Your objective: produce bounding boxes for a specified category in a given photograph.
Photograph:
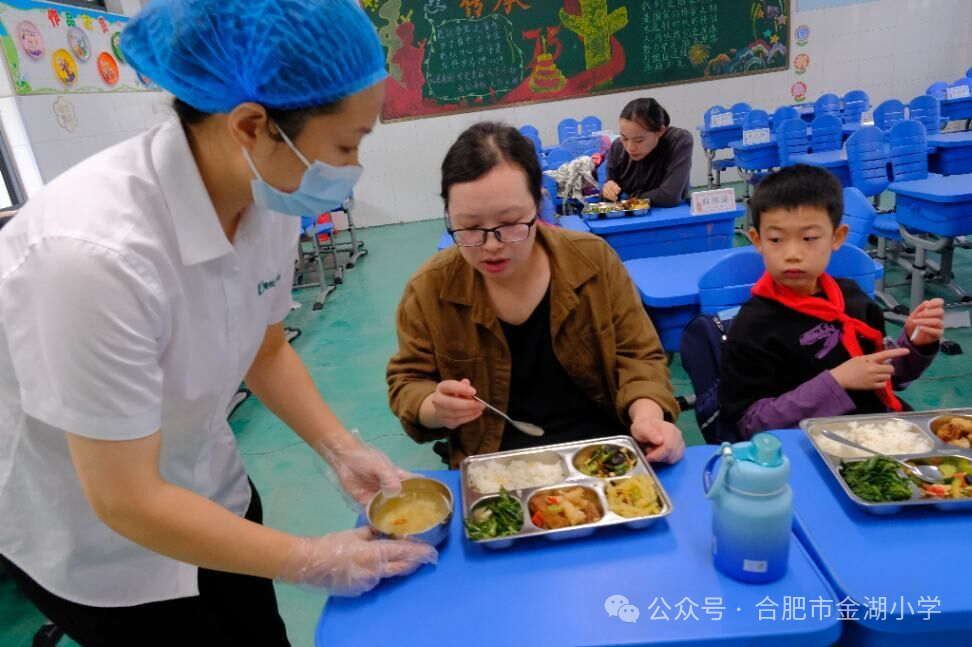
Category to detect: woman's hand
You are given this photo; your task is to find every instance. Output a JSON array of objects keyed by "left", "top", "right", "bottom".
[
  {"left": 628, "top": 399, "right": 684, "bottom": 464},
  {"left": 602, "top": 180, "right": 622, "bottom": 202},
  {"left": 904, "top": 298, "right": 945, "bottom": 346},
  {"left": 277, "top": 528, "right": 437, "bottom": 597},
  {"left": 419, "top": 379, "right": 485, "bottom": 429},
  {"left": 316, "top": 435, "right": 411, "bottom": 508}
]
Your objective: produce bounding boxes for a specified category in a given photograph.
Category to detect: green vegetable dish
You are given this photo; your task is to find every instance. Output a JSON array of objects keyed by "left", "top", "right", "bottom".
[
  {"left": 578, "top": 445, "right": 636, "bottom": 478},
  {"left": 839, "top": 457, "right": 914, "bottom": 503},
  {"left": 464, "top": 487, "right": 524, "bottom": 540}
]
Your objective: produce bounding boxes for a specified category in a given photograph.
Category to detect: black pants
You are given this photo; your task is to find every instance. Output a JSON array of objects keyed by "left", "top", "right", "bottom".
[{"left": 1, "top": 480, "right": 290, "bottom": 647}]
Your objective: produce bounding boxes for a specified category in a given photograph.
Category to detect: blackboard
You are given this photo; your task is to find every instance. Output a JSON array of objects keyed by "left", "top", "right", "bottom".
[{"left": 363, "top": 0, "right": 790, "bottom": 122}]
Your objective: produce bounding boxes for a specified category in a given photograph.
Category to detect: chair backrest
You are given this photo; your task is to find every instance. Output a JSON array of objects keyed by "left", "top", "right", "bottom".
[
  {"left": 519, "top": 124, "right": 539, "bottom": 137},
  {"left": 776, "top": 117, "right": 810, "bottom": 166},
  {"left": 557, "top": 118, "right": 580, "bottom": 144},
  {"left": 704, "top": 105, "right": 728, "bottom": 127},
  {"left": 731, "top": 102, "right": 752, "bottom": 125},
  {"left": 888, "top": 119, "right": 928, "bottom": 182},
  {"left": 814, "top": 93, "right": 841, "bottom": 118},
  {"left": 772, "top": 105, "right": 799, "bottom": 127},
  {"left": 926, "top": 81, "right": 949, "bottom": 99},
  {"left": 580, "top": 115, "right": 602, "bottom": 136},
  {"left": 841, "top": 186, "right": 877, "bottom": 248},
  {"left": 810, "top": 114, "right": 843, "bottom": 152},
  {"left": 597, "top": 149, "right": 609, "bottom": 185},
  {"left": 954, "top": 77, "right": 972, "bottom": 89},
  {"left": 846, "top": 126, "right": 890, "bottom": 197},
  {"left": 873, "top": 99, "right": 906, "bottom": 131},
  {"left": 699, "top": 245, "right": 878, "bottom": 316},
  {"left": 908, "top": 95, "right": 941, "bottom": 134},
  {"left": 968, "top": 67, "right": 972, "bottom": 79},
  {"left": 544, "top": 147, "right": 573, "bottom": 170},
  {"left": 742, "top": 109, "right": 769, "bottom": 131},
  {"left": 842, "top": 90, "right": 870, "bottom": 124},
  {"left": 559, "top": 134, "right": 601, "bottom": 158}
]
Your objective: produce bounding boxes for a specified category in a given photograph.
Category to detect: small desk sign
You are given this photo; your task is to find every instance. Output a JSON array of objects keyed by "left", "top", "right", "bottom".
[
  {"left": 709, "top": 111, "right": 735, "bottom": 128},
  {"left": 742, "top": 127, "right": 772, "bottom": 145},
  {"left": 946, "top": 84, "right": 971, "bottom": 100},
  {"left": 691, "top": 188, "right": 737, "bottom": 215}
]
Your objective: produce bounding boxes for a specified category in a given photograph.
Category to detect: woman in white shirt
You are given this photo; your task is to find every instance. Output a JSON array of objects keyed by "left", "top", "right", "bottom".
[{"left": 0, "top": 1, "right": 434, "bottom": 645}]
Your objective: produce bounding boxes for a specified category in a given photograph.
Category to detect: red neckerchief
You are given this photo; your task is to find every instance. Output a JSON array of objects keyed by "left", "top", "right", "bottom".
[{"left": 751, "top": 271, "right": 902, "bottom": 412}]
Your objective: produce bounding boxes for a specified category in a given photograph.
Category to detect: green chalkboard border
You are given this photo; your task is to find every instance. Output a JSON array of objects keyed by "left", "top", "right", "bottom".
[{"left": 377, "top": 0, "right": 792, "bottom": 124}]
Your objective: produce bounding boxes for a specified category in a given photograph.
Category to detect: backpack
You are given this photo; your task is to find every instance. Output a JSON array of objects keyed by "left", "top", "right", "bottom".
[{"left": 679, "top": 312, "right": 740, "bottom": 445}]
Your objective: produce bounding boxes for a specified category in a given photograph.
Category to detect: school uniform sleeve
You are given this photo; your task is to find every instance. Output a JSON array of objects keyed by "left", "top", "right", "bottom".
[
  {"left": 719, "top": 311, "right": 853, "bottom": 437},
  {"left": 858, "top": 287, "right": 938, "bottom": 390},
  {"left": 605, "top": 139, "right": 622, "bottom": 186},
  {"left": 602, "top": 247, "right": 679, "bottom": 424},
  {"left": 386, "top": 282, "right": 447, "bottom": 443},
  {"left": 1, "top": 238, "right": 165, "bottom": 440},
  {"left": 629, "top": 129, "right": 693, "bottom": 207}
]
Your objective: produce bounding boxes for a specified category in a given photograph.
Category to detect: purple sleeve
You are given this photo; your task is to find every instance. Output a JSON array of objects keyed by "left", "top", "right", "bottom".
[
  {"left": 736, "top": 371, "right": 856, "bottom": 438},
  {"left": 889, "top": 330, "right": 939, "bottom": 390}
]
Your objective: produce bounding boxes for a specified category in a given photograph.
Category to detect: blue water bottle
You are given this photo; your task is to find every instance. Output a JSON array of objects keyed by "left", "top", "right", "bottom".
[{"left": 703, "top": 433, "right": 792, "bottom": 583}]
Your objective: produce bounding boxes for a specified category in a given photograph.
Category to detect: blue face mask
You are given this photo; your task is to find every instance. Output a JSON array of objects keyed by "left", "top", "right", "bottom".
[{"left": 243, "top": 124, "right": 362, "bottom": 217}]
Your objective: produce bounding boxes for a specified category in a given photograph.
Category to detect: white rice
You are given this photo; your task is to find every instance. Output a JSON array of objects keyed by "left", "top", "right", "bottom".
[
  {"left": 814, "top": 420, "right": 934, "bottom": 458},
  {"left": 467, "top": 458, "right": 565, "bottom": 493}
]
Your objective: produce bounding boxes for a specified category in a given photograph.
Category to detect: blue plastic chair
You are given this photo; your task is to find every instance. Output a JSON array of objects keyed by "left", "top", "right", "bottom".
[
  {"left": 908, "top": 95, "right": 941, "bottom": 135},
  {"left": 926, "top": 81, "right": 948, "bottom": 100},
  {"left": 954, "top": 77, "right": 972, "bottom": 89},
  {"left": 521, "top": 131, "right": 542, "bottom": 154},
  {"left": 559, "top": 135, "right": 602, "bottom": 158},
  {"left": 519, "top": 124, "right": 539, "bottom": 137},
  {"left": 772, "top": 105, "right": 799, "bottom": 127},
  {"left": 776, "top": 118, "right": 810, "bottom": 166},
  {"left": 698, "top": 245, "right": 878, "bottom": 315},
  {"left": 842, "top": 187, "right": 877, "bottom": 249},
  {"left": 846, "top": 126, "right": 890, "bottom": 198},
  {"left": 742, "top": 109, "right": 770, "bottom": 130},
  {"left": 597, "top": 150, "right": 609, "bottom": 186},
  {"left": 814, "top": 93, "right": 841, "bottom": 119},
  {"left": 810, "top": 115, "right": 843, "bottom": 153},
  {"left": 580, "top": 115, "right": 602, "bottom": 136},
  {"left": 967, "top": 67, "right": 972, "bottom": 79},
  {"left": 873, "top": 99, "right": 906, "bottom": 131},
  {"left": 730, "top": 102, "right": 752, "bottom": 125},
  {"left": 557, "top": 118, "right": 580, "bottom": 144},
  {"left": 842, "top": 90, "right": 870, "bottom": 124},
  {"left": 544, "top": 147, "right": 573, "bottom": 170},
  {"left": 887, "top": 120, "right": 929, "bottom": 182},
  {"left": 703, "top": 105, "right": 728, "bottom": 127}
]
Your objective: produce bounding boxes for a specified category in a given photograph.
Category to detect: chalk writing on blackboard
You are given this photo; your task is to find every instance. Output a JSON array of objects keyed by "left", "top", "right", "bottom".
[
  {"left": 424, "top": 14, "right": 524, "bottom": 101},
  {"left": 640, "top": 0, "right": 719, "bottom": 75}
]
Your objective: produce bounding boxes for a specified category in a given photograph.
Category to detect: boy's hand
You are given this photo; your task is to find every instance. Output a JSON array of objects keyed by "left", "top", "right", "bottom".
[
  {"left": 602, "top": 180, "right": 622, "bottom": 202},
  {"left": 904, "top": 298, "right": 945, "bottom": 346},
  {"left": 829, "top": 348, "right": 910, "bottom": 391}
]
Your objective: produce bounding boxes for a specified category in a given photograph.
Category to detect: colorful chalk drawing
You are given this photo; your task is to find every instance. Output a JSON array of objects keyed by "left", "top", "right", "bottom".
[{"left": 560, "top": 0, "right": 628, "bottom": 71}]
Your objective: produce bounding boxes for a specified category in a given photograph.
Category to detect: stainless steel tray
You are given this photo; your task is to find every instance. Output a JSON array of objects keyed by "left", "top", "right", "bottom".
[
  {"left": 581, "top": 201, "right": 650, "bottom": 220},
  {"left": 459, "top": 436, "right": 674, "bottom": 548},
  {"left": 801, "top": 408, "right": 972, "bottom": 514}
]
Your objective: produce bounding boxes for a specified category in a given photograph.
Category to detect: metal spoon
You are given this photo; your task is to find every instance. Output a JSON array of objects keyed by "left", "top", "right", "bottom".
[
  {"left": 472, "top": 396, "right": 545, "bottom": 437},
  {"left": 820, "top": 430, "right": 943, "bottom": 484}
]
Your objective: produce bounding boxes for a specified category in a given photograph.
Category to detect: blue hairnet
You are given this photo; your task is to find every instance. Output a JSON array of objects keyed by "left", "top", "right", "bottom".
[{"left": 121, "top": 0, "right": 387, "bottom": 113}]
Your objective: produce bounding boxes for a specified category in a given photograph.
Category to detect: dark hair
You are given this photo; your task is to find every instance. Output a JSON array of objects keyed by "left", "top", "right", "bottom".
[
  {"left": 749, "top": 164, "right": 844, "bottom": 231},
  {"left": 172, "top": 98, "right": 343, "bottom": 141},
  {"left": 440, "top": 122, "right": 542, "bottom": 208},
  {"left": 620, "top": 98, "right": 670, "bottom": 133}
]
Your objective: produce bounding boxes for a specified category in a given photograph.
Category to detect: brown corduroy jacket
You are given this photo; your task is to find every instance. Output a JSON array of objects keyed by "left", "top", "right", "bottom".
[{"left": 386, "top": 225, "right": 678, "bottom": 468}]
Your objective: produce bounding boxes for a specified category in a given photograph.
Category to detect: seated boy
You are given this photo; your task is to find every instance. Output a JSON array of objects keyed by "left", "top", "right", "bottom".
[{"left": 720, "top": 165, "right": 943, "bottom": 437}]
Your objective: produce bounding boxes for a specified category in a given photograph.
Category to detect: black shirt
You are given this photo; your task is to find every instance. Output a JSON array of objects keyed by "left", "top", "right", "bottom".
[
  {"left": 498, "top": 289, "right": 626, "bottom": 451},
  {"left": 719, "top": 278, "right": 889, "bottom": 425},
  {"left": 606, "top": 126, "right": 693, "bottom": 207}
]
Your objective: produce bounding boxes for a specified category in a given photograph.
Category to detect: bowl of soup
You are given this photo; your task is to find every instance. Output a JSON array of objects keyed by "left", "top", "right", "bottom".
[{"left": 367, "top": 477, "right": 453, "bottom": 546}]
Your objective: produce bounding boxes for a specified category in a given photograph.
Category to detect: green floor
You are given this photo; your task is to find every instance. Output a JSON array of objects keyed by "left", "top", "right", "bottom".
[{"left": 2, "top": 216, "right": 970, "bottom": 647}]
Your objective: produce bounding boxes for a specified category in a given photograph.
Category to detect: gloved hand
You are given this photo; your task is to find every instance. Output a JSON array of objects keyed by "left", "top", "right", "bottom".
[
  {"left": 277, "top": 527, "right": 438, "bottom": 597},
  {"left": 316, "top": 431, "right": 413, "bottom": 509}
]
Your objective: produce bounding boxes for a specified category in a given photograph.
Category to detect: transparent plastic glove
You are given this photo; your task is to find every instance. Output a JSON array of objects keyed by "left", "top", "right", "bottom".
[
  {"left": 277, "top": 527, "right": 438, "bottom": 597},
  {"left": 316, "top": 431, "right": 414, "bottom": 509}
]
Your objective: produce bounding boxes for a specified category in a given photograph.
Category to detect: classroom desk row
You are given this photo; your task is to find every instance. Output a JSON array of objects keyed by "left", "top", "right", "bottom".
[{"left": 316, "top": 429, "right": 972, "bottom": 647}]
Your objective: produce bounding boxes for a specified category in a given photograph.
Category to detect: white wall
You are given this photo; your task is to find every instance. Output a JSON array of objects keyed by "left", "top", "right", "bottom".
[{"left": 353, "top": 0, "right": 972, "bottom": 228}]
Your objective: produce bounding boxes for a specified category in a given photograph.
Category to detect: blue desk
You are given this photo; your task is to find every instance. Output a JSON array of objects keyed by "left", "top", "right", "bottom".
[
  {"left": 927, "top": 131, "right": 972, "bottom": 175},
  {"left": 788, "top": 150, "right": 852, "bottom": 187},
  {"left": 437, "top": 230, "right": 453, "bottom": 251},
  {"left": 730, "top": 138, "right": 779, "bottom": 172},
  {"left": 779, "top": 430, "right": 972, "bottom": 646},
  {"left": 586, "top": 203, "right": 744, "bottom": 261},
  {"left": 624, "top": 248, "right": 738, "bottom": 351},
  {"left": 889, "top": 173, "right": 972, "bottom": 237},
  {"left": 558, "top": 215, "right": 592, "bottom": 233},
  {"left": 696, "top": 123, "right": 743, "bottom": 151},
  {"left": 938, "top": 95, "right": 972, "bottom": 122},
  {"left": 316, "top": 448, "right": 842, "bottom": 647}
]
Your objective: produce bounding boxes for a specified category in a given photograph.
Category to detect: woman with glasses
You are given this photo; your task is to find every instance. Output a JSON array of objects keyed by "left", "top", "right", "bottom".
[{"left": 387, "top": 122, "right": 683, "bottom": 468}]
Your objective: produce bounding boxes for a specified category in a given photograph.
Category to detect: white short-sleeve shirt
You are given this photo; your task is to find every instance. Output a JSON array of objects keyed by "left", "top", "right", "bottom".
[{"left": 0, "top": 119, "right": 299, "bottom": 606}]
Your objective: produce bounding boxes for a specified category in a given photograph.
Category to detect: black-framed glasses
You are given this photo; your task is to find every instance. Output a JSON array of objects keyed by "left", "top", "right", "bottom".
[{"left": 446, "top": 215, "right": 538, "bottom": 247}]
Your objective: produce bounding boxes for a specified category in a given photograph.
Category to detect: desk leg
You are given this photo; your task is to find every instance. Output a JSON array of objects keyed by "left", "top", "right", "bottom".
[{"left": 705, "top": 149, "right": 715, "bottom": 189}]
